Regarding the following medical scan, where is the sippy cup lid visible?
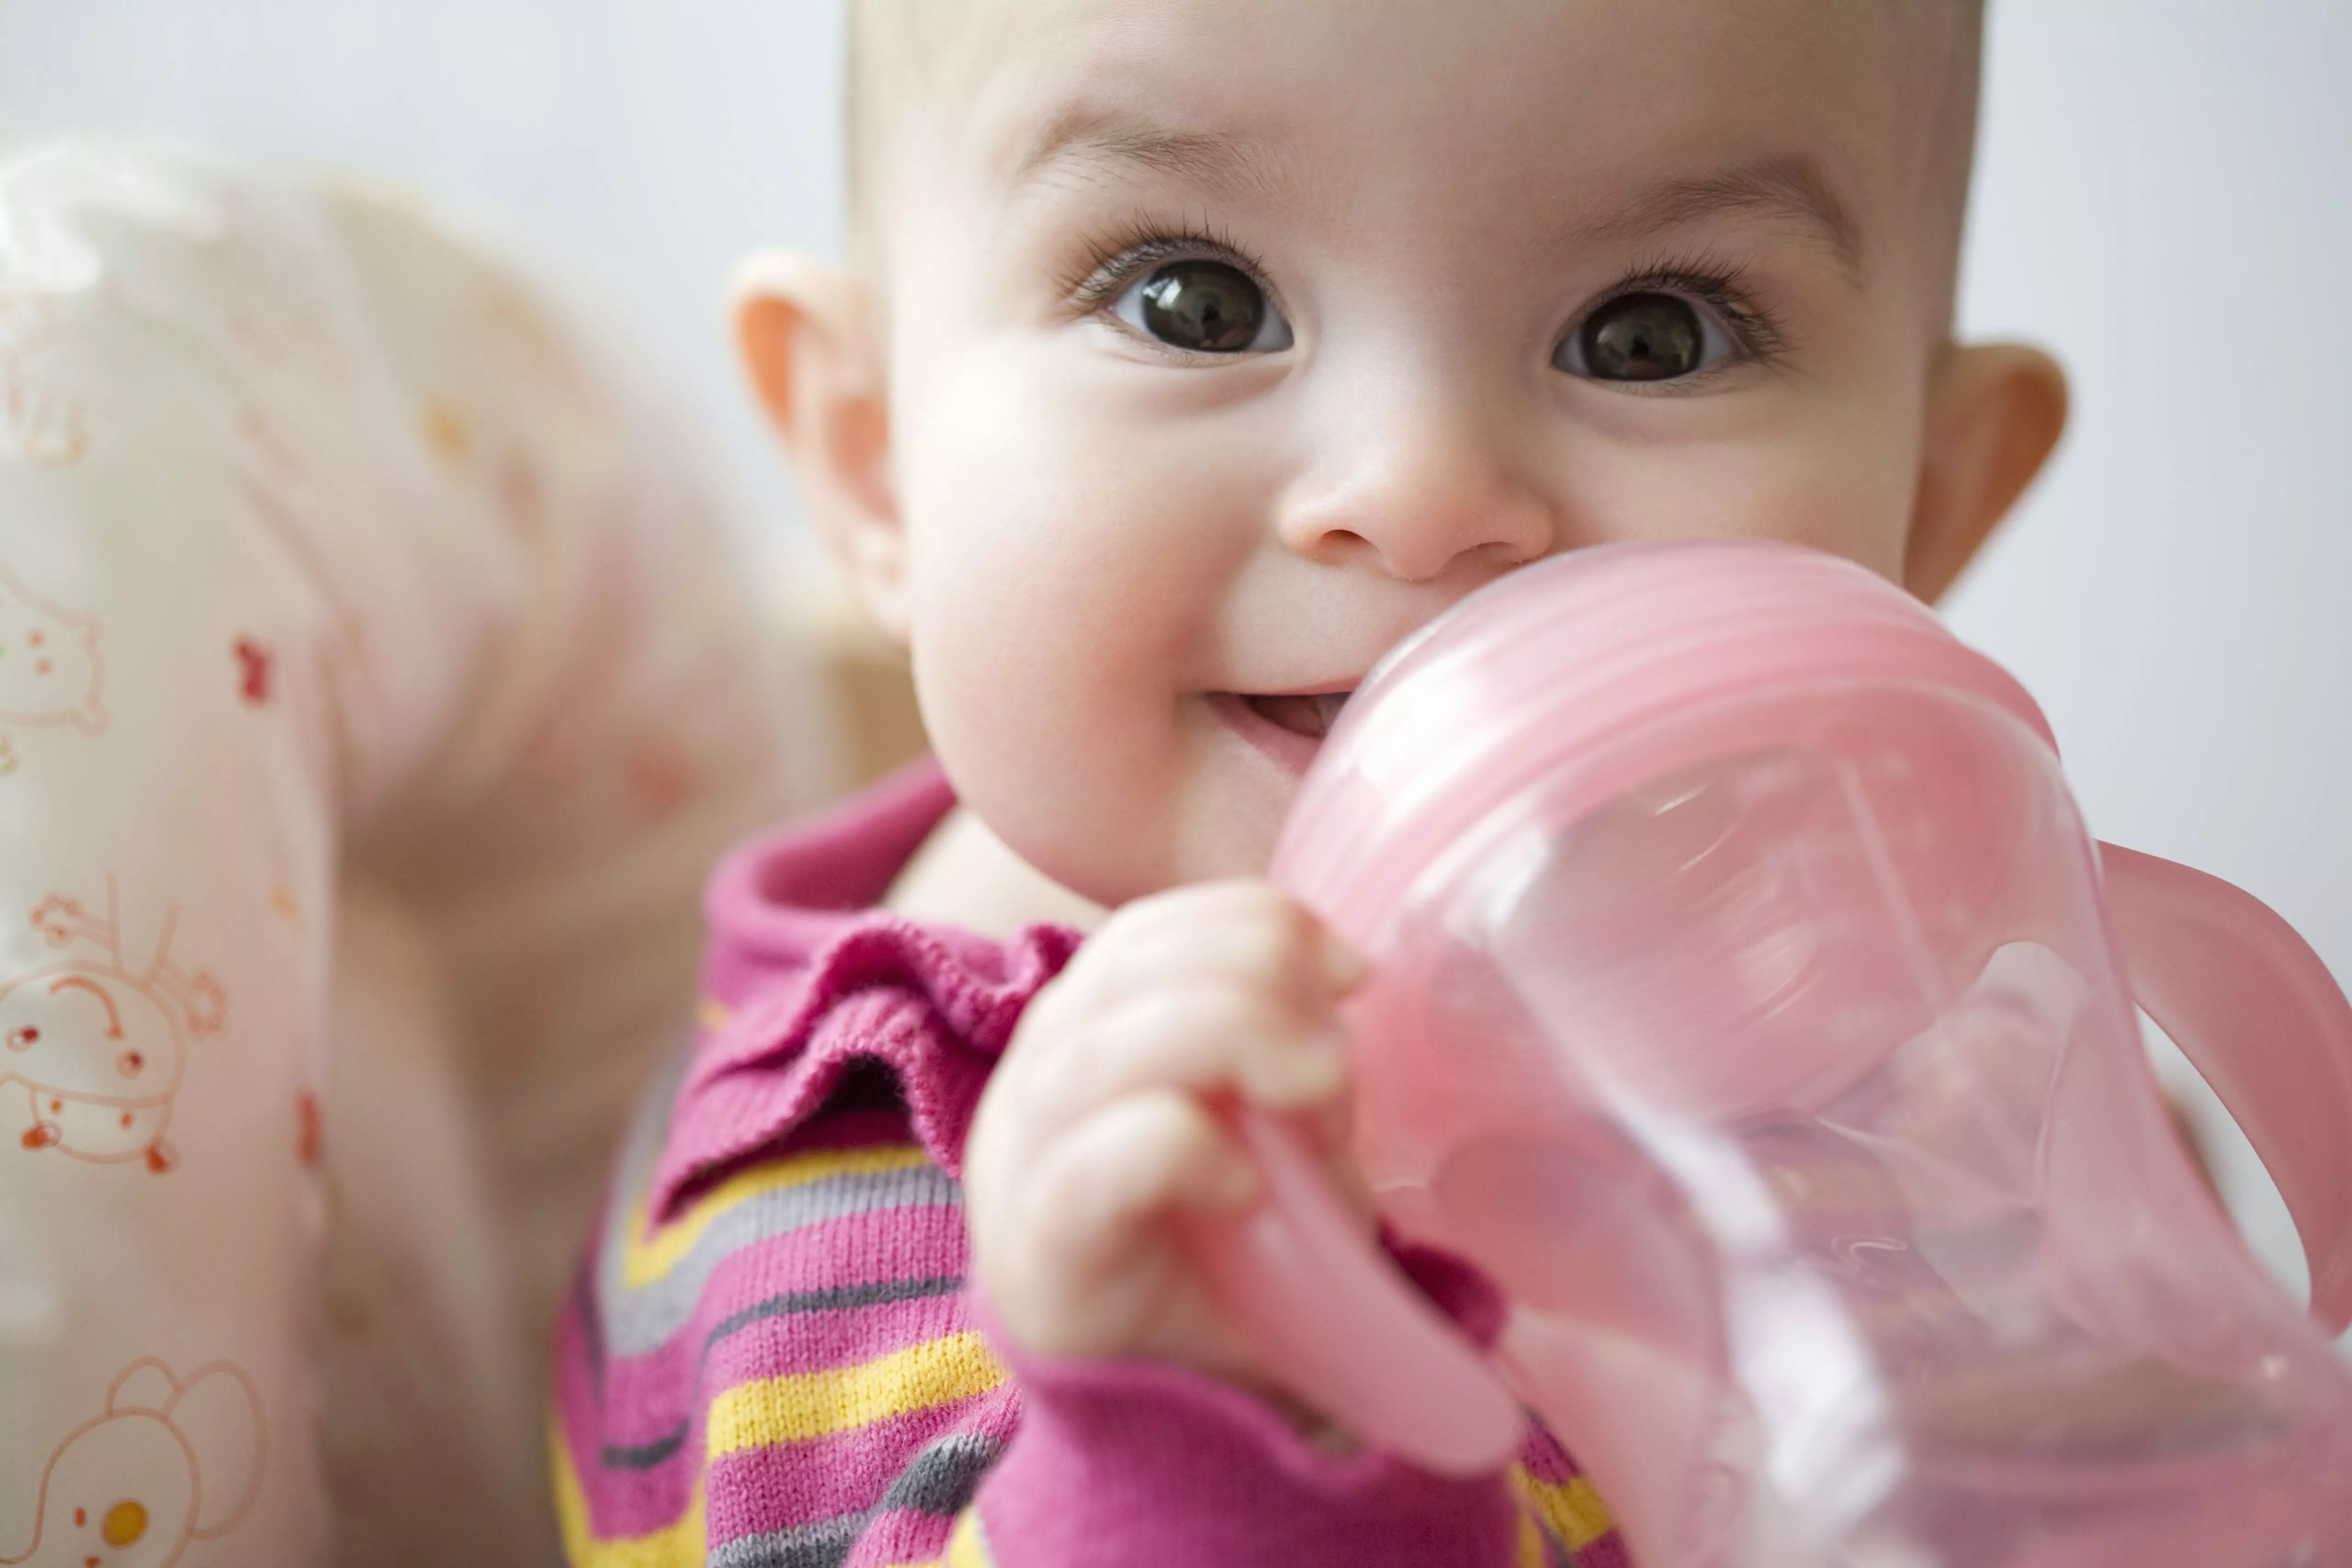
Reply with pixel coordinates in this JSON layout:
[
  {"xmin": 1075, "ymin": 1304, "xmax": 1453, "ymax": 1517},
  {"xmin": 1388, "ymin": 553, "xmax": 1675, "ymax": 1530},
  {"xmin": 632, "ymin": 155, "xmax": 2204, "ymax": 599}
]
[{"xmin": 1273, "ymin": 539, "xmax": 2056, "ymax": 946}]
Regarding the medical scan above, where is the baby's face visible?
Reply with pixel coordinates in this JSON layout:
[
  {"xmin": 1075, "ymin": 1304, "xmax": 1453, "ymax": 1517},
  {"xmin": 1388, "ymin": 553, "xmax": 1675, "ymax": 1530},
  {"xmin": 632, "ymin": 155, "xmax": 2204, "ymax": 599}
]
[{"xmin": 867, "ymin": 0, "xmax": 1971, "ymax": 906}]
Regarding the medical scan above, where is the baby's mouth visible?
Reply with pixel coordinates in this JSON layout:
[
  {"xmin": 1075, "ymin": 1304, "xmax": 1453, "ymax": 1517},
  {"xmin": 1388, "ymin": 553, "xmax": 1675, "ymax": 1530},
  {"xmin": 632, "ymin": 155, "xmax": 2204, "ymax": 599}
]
[{"xmin": 1241, "ymin": 690, "xmax": 1353, "ymax": 741}]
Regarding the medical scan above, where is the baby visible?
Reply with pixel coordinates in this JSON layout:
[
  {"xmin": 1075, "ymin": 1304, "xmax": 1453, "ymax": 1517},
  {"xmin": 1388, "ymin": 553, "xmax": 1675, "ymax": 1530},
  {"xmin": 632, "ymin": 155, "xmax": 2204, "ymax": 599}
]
[{"xmin": 552, "ymin": 1, "xmax": 2068, "ymax": 1563}]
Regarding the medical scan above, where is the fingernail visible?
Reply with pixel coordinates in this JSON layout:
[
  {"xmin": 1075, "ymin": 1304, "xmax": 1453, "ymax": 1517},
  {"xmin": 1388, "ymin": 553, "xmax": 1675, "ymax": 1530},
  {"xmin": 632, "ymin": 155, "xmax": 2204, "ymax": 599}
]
[
  {"xmin": 1182, "ymin": 1145, "xmax": 1261, "ymax": 1215},
  {"xmin": 1265, "ymin": 1027, "xmax": 1348, "ymax": 1104},
  {"xmin": 1319, "ymin": 930, "xmax": 1368, "ymax": 991}
]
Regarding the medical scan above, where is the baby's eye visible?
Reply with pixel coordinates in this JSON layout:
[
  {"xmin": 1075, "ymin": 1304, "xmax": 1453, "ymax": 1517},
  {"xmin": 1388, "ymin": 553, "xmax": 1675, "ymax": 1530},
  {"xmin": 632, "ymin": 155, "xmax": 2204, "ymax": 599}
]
[
  {"xmin": 1111, "ymin": 260, "xmax": 1293, "ymax": 355},
  {"xmin": 1555, "ymin": 290, "xmax": 1736, "ymax": 383}
]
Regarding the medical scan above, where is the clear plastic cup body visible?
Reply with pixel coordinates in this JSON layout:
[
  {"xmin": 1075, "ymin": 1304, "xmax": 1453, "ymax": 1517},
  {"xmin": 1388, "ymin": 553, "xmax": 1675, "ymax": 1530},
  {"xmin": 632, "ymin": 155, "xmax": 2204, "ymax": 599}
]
[{"xmin": 1340, "ymin": 681, "xmax": 2352, "ymax": 1568}]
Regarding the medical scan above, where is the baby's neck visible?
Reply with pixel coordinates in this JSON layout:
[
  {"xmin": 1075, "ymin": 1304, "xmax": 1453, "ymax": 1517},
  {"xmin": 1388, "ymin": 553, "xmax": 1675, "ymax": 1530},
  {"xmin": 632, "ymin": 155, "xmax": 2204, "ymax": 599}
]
[{"xmin": 884, "ymin": 804, "xmax": 1108, "ymax": 941}]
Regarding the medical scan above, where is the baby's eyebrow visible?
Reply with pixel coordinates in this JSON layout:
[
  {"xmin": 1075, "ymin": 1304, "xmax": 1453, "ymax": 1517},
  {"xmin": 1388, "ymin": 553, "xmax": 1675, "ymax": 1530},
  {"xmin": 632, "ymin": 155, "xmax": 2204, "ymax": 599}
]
[
  {"xmin": 1568, "ymin": 158, "xmax": 1866, "ymax": 284},
  {"xmin": 1006, "ymin": 105, "xmax": 1292, "ymax": 205},
  {"xmin": 1003, "ymin": 109, "xmax": 1863, "ymax": 287}
]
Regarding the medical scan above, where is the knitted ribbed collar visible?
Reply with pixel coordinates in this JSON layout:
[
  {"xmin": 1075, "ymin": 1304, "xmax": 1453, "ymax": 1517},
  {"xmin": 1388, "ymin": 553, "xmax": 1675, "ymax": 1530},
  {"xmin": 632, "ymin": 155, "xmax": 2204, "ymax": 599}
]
[{"xmin": 648, "ymin": 759, "xmax": 1082, "ymax": 1222}]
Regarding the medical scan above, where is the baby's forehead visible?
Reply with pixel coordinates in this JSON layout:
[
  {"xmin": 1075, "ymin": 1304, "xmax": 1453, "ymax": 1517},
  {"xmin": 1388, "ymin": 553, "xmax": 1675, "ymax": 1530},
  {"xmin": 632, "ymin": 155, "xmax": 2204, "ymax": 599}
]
[
  {"xmin": 858, "ymin": 0, "xmax": 1977, "ymax": 298},
  {"xmin": 866, "ymin": 0, "xmax": 1969, "ymax": 145}
]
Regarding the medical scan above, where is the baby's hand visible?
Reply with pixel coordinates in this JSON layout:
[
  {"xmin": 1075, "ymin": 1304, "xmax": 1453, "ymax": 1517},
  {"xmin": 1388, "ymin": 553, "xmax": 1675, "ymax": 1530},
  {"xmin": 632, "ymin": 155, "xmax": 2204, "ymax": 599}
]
[{"xmin": 965, "ymin": 880, "xmax": 1365, "ymax": 1393}]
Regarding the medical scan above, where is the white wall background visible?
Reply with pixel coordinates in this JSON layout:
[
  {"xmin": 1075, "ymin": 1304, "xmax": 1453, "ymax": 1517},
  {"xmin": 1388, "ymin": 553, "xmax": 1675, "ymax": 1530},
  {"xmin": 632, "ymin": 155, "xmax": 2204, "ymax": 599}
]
[{"xmin": 5, "ymin": 3, "xmax": 2346, "ymax": 1337}]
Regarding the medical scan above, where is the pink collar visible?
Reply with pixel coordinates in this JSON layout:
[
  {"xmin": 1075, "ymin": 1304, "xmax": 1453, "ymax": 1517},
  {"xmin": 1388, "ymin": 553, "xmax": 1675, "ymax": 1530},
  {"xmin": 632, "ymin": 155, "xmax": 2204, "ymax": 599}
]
[{"xmin": 649, "ymin": 759, "xmax": 1082, "ymax": 1221}]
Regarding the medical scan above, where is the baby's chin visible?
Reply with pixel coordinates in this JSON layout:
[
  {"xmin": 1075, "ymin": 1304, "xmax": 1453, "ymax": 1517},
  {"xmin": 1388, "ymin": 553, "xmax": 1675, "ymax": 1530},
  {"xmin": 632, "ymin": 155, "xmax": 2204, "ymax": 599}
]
[
  {"xmin": 1161, "ymin": 750, "xmax": 1307, "ymax": 895},
  {"xmin": 983, "ymin": 769, "xmax": 1290, "ymax": 911}
]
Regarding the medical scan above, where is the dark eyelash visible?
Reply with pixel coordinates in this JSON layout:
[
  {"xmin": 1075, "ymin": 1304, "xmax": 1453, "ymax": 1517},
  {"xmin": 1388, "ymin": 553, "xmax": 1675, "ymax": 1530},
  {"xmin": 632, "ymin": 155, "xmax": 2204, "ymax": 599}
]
[
  {"xmin": 1584, "ymin": 248, "xmax": 1792, "ymax": 365},
  {"xmin": 1058, "ymin": 212, "xmax": 1275, "ymax": 313}
]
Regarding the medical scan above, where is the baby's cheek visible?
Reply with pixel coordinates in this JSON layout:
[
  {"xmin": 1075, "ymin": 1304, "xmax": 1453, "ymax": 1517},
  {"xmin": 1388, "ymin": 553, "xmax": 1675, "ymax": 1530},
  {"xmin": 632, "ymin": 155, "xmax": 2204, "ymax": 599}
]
[
  {"xmin": 910, "ymin": 595, "xmax": 1185, "ymax": 906},
  {"xmin": 1743, "ymin": 457, "xmax": 1911, "ymax": 575},
  {"xmin": 1586, "ymin": 424, "xmax": 1915, "ymax": 579},
  {"xmin": 898, "ymin": 432, "xmax": 1211, "ymax": 896},
  {"xmin": 1756, "ymin": 380, "xmax": 1929, "ymax": 577}
]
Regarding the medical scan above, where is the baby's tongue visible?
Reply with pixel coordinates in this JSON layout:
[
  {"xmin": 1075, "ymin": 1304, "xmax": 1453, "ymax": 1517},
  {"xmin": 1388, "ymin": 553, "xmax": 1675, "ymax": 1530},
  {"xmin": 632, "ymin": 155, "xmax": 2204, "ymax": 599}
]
[{"xmin": 1247, "ymin": 691, "xmax": 1351, "ymax": 739}]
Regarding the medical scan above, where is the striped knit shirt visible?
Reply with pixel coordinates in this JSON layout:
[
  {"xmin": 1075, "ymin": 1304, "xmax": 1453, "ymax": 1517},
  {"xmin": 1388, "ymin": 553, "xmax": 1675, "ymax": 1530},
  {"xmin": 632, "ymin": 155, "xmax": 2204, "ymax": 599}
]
[{"xmin": 551, "ymin": 761, "xmax": 1631, "ymax": 1567}]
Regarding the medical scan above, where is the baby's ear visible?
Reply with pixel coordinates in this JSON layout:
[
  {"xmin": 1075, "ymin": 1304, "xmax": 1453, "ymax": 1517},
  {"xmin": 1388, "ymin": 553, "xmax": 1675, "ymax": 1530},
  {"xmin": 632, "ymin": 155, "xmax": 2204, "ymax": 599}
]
[
  {"xmin": 1905, "ymin": 343, "xmax": 2069, "ymax": 603},
  {"xmin": 733, "ymin": 252, "xmax": 910, "ymax": 641}
]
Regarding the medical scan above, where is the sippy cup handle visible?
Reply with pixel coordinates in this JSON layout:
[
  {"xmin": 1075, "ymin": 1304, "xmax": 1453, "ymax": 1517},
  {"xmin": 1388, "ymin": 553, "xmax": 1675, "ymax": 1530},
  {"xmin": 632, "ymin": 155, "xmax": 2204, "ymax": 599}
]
[
  {"xmin": 2100, "ymin": 841, "xmax": 2352, "ymax": 1333},
  {"xmin": 1186, "ymin": 1109, "xmax": 1526, "ymax": 1477}
]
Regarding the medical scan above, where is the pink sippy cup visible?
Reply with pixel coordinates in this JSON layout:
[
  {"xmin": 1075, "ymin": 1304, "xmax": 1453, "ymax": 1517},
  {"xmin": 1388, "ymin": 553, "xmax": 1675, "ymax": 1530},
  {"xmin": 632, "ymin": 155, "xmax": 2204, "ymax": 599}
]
[{"xmin": 1192, "ymin": 539, "xmax": 2352, "ymax": 1568}]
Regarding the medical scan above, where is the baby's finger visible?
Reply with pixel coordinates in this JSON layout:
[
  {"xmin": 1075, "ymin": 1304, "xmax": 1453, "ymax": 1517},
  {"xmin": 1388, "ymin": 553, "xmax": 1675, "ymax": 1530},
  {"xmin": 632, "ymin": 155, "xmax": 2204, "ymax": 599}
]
[
  {"xmin": 1036, "ymin": 1089, "xmax": 1259, "ymax": 1251},
  {"xmin": 986, "ymin": 1091, "xmax": 1257, "ymax": 1356},
  {"xmin": 1035, "ymin": 982, "xmax": 1349, "ymax": 1128},
  {"xmin": 992, "ymin": 884, "xmax": 1357, "ymax": 1110},
  {"xmin": 1083, "ymin": 882, "xmax": 1364, "ymax": 1004}
]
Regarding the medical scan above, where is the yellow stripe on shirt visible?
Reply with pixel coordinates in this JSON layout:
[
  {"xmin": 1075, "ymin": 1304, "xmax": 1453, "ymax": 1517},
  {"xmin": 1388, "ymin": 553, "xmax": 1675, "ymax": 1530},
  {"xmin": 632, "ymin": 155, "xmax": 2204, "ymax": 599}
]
[
  {"xmin": 1510, "ymin": 1466, "xmax": 1615, "ymax": 1552},
  {"xmin": 707, "ymin": 1330, "xmax": 1007, "ymax": 1457},
  {"xmin": 622, "ymin": 1142, "xmax": 937, "ymax": 1289},
  {"xmin": 943, "ymin": 1509, "xmax": 995, "ymax": 1568},
  {"xmin": 549, "ymin": 1416, "xmax": 706, "ymax": 1568},
  {"xmin": 1516, "ymin": 1507, "xmax": 1549, "ymax": 1568}
]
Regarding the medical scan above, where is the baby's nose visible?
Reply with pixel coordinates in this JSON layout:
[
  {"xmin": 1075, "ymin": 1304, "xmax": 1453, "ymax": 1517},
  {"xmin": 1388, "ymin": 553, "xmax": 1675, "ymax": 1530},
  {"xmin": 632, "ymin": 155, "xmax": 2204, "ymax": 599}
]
[{"xmin": 1273, "ymin": 386, "xmax": 1555, "ymax": 583}]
